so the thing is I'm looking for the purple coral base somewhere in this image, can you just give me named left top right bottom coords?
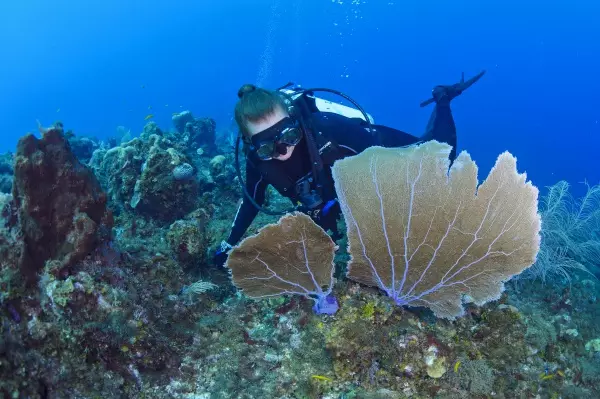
left=312, top=294, right=339, bottom=315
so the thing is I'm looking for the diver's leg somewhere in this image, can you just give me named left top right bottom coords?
left=367, top=104, right=456, bottom=158
left=419, top=71, right=486, bottom=162
left=421, top=104, right=457, bottom=161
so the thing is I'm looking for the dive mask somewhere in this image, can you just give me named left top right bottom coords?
left=250, top=117, right=303, bottom=161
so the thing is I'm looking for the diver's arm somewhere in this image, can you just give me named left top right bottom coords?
left=225, top=162, right=267, bottom=246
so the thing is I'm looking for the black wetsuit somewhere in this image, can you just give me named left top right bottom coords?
left=224, top=102, right=457, bottom=246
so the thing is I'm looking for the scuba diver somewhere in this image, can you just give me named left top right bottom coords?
left=213, top=71, right=486, bottom=267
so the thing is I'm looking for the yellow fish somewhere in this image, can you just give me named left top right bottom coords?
left=454, top=361, right=461, bottom=373
left=144, top=114, right=154, bottom=121
left=311, top=375, right=332, bottom=382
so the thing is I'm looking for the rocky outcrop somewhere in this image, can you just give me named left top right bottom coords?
left=0, top=152, right=13, bottom=194
left=11, top=123, right=113, bottom=282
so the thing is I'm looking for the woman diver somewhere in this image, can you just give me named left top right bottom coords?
left=214, top=71, right=486, bottom=266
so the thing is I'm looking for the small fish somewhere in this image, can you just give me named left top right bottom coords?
left=311, top=375, right=333, bottom=382
left=454, top=360, right=461, bottom=373
left=141, top=84, right=145, bottom=88
left=144, top=114, right=154, bottom=121
left=56, top=108, right=60, bottom=113
left=164, top=104, right=169, bottom=107
left=148, top=105, right=152, bottom=110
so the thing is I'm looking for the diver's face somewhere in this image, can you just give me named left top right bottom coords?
left=248, top=107, right=296, bottom=161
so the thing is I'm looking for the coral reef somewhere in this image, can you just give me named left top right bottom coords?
left=0, top=192, right=21, bottom=304
left=64, top=128, right=100, bottom=164
left=166, top=208, right=210, bottom=270
left=0, top=117, right=598, bottom=399
left=129, top=136, right=198, bottom=221
left=0, top=152, right=13, bottom=193
left=91, top=129, right=199, bottom=222
left=171, top=110, right=217, bottom=156
left=448, top=358, right=495, bottom=395
left=11, top=123, right=113, bottom=282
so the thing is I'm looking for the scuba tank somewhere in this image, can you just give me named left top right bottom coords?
left=278, top=83, right=375, bottom=124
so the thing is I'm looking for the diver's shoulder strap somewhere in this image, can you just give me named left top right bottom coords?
left=248, top=128, right=341, bottom=198
left=279, top=87, right=320, bottom=118
left=306, top=115, right=346, bottom=166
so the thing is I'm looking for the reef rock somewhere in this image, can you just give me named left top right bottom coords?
left=11, top=123, right=113, bottom=282
left=171, top=111, right=216, bottom=154
left=0, top=152, right=14, bottom=193
left=89, top=138, right=146, bottom=214
left=208, top=154, right=236, bottom=187
left=0, top=193, right=22, bottom=292
left=166, top=209, right=210, bottom=269
left=172, top=110, right=195, bottom=134
left=64, top=129, right=100, bottom=164
left=141, top=121, right=164, bottom=141
left=91, top=132, right=199, bottom=222
left=129, top=135, right=199, bottom=221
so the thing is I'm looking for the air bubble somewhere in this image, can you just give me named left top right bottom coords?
left=256, top=0, right=281, bottom=87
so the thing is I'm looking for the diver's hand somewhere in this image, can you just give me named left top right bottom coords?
left=213, top=241, right=233, bottom=268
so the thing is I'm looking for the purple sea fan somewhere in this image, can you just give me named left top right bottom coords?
left=225, top=212, right=339, bottom=315
left=331, top=140, right=541, bottom=320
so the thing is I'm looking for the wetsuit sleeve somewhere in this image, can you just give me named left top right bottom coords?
left=225, top=161, right=267, bottom=246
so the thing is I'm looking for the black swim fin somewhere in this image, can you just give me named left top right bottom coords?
left=420, top=70, right=486, bottom=107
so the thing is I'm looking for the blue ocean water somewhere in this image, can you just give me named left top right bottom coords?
left=1, top=0, right=598, bottom=194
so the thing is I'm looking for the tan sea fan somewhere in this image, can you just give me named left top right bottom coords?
left=225, top=212, right=339, bottom=314
left=331, top=140, right=541, bottom=319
